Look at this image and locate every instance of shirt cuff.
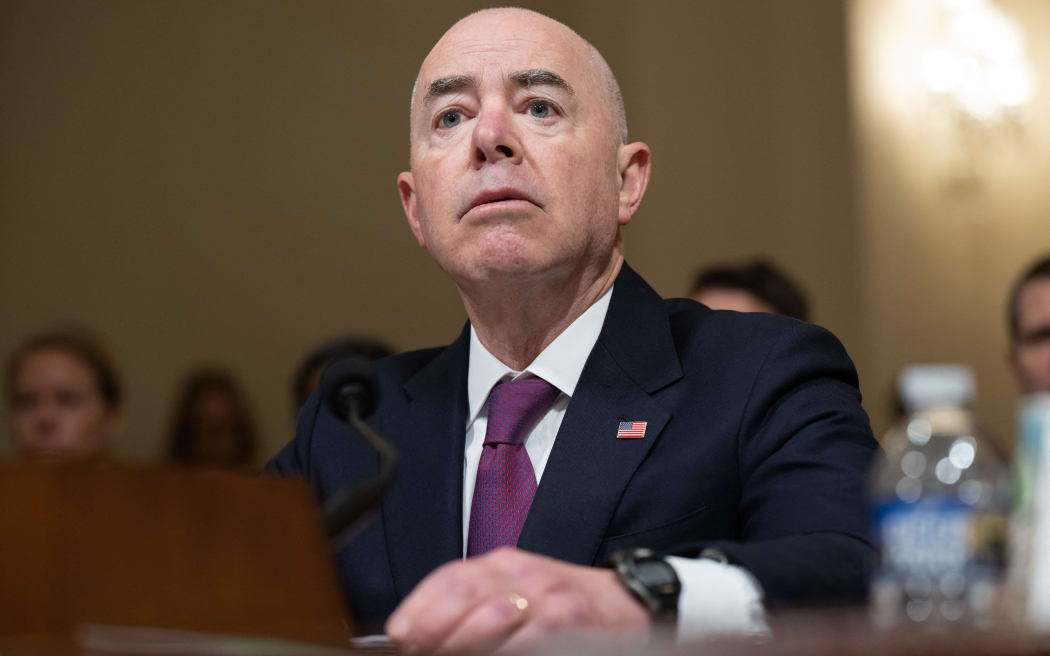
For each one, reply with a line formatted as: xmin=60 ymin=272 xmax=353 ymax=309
xmin=665 ymin=555 xmax=770 ymax=642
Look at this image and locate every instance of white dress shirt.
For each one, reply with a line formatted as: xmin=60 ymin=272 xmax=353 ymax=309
xmin=461 ymin=286 xmax=769 ymax=640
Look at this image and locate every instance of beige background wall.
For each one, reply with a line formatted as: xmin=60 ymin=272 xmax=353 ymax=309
xmin=1 ymin=0 xmax=1041 ymax=463
xmin=849 ymin=0 xmax=1050 ymax=444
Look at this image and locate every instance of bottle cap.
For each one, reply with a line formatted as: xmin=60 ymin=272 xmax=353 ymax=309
xmin=898 ymin=364 xmax=975 ymax=410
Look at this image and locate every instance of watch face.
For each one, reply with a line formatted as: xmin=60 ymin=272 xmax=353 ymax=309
xmin=635 ymin=560 xmax=680 ymax=597
xmin=611 ymin=550 xmax=680 ymax=619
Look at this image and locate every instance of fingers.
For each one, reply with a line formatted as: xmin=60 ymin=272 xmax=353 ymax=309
xmin=492 ymin=591 xmax=593 ymax=655
xmin=386 ymin=559 xmax=490 ymax=649
xmin=431 ymin=592 xmax=530 ymax=655
xmin=385 ymin=549 xmax=650 ymax=655
xmin=493 ymin=571 xmax=648 ymax=655
xmin=387 ymin=549 xmax=529 ymax=652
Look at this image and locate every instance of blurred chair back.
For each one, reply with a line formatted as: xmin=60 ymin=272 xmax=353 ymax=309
xmin=0 ymin=462 xmax=351 ymax=646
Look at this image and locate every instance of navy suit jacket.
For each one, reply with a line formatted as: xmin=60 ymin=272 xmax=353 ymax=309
xmin=268 ymin=264 xmax=878 ymax=631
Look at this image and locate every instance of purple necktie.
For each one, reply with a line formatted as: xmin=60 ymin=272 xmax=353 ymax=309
xmin=467 ymin=376 xmax=559 ymax=557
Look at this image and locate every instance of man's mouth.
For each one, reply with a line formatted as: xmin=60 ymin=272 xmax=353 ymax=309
xmin=463 ymin=188 xmax=539 ymax=217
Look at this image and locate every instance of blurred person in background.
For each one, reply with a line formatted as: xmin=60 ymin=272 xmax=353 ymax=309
xmin=291 ymin=337 xmax=393 ymax=414
xmin=168 ymin=368 xmax=258 ymax=468
xmin=1007 ymin=254 xmax=1050 ymax=394
xmin=691 ymin=259 xmax=809 ymax=321
xmin=5 ymin=330 xmax=123 ymax=460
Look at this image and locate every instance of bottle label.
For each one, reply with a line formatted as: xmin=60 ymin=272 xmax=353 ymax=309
xmin=873 ymin=497 xmax=1006 ymax=576
xmin=871 ymin=496 xmax=1007 ymax=626
xmin=1016 ymin=395 xmax=1050 ymax=631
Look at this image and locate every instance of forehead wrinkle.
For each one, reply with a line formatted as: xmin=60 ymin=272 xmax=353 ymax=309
xmin=444 ymin=30 xmax=553 ymax=55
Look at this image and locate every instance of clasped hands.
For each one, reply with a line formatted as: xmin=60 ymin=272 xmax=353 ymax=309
xmin=385 ymin=547 xmax=651 ymax=654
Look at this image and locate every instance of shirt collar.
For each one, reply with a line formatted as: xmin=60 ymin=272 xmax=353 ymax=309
xmin=466 ymin=285 xmax=614 ymax=426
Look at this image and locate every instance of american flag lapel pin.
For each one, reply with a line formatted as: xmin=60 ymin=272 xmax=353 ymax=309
xmin=616 ymin=421 xmax=647 ymax=439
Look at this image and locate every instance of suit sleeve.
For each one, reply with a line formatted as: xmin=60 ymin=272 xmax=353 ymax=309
xmin=703 ymin=321 xmax=879 ymax=607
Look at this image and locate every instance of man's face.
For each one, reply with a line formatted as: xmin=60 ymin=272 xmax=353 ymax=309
xmin=398 ymin=10 xmax=642 ymax=286
xmin=188 ymin=389 xmax=243 ymax=466
xmin=10 ymin=348 xmax=117 ymax=459
xmin=1011 ymin=277 xmax=1050 ymax=394
xmin=694 ymin=288 xmax=777 ymax=315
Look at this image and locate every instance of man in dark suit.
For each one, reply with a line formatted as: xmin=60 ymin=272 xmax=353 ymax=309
xmin=269 ymin=7 xmax=878 ymax=652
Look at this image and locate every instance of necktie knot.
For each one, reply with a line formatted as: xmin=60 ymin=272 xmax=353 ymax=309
xmin=483 ymin=376 xmax=559 ymax=446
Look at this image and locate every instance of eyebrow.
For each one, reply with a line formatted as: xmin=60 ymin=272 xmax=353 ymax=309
xmin=421 ymin=69 xmax=575 ymax=108
xmin=510 ymin=69 xmax=574 ymax=96
xmin=423 ymin=74 xmax=477 ymax=107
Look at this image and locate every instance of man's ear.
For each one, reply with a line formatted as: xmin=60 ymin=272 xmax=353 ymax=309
xmin=616 ymin=142 xmax=651 ymax=226
xmin=398 ymin=171 xmax=426 ymax=248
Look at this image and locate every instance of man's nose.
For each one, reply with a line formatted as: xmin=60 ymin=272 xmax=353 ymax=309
xmin=27 ymin=411 xmax=59 ymax=442
xmin=471 ymin=106 xmax=523 ymax=168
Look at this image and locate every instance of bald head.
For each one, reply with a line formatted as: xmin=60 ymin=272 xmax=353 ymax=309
xmin=409 ymin=8 xmax=627 ymax=147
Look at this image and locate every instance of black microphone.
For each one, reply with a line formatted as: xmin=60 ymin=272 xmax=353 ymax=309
xmin=319 ymin=357 xmax=398 ymax=545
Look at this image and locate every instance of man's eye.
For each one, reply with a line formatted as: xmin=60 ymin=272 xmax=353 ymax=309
xmin=1022 ymin=327 xmax=1050 ymax=347
xmin=528 ymin=101 xmax=551 ymax=118
xmin=439 ymin=111 xmax=462 ymax=128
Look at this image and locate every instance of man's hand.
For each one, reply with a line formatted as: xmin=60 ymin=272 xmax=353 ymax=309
xmin=385 ymin=548 xmax=651 ymax=654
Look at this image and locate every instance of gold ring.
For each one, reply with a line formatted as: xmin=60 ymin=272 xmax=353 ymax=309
xmin=508 ymin=592 xmax=529 ymax=613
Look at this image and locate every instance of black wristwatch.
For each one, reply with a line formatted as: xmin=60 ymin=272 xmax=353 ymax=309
xmin=604 ymin=548 xmax=681 ymax=625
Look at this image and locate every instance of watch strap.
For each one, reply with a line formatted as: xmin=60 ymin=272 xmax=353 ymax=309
xmin=604 ymin=548 xmax=681 ymax=624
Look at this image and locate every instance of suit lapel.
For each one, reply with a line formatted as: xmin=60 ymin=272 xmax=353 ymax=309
xmin=517 ymin=264 xmax=683 ymax=564
xmin=381 ymin=325 xmax=470 ymax=601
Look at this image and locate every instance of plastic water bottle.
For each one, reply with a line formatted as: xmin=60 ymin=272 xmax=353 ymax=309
xmin=1007 ymin=394 xmax=1050 ymax=634
xmin=870 ymin=364 xmax=1010 ymax=629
